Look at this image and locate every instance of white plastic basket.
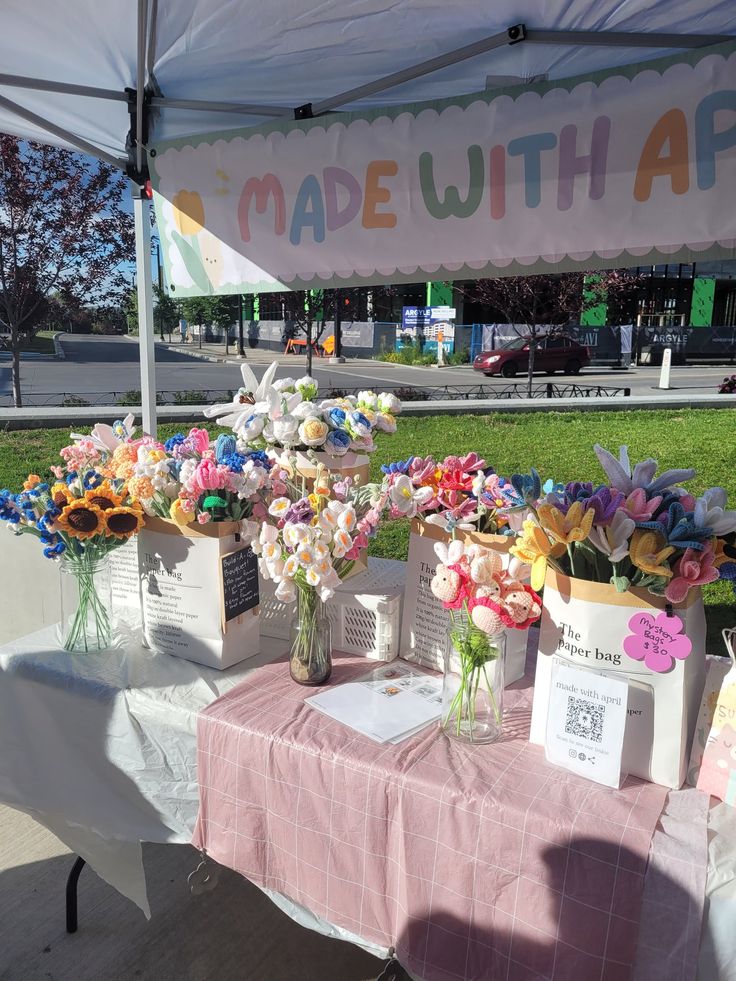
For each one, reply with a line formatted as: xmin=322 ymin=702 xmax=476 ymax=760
xmin=260 ymin=557 xmax=405 ymax=661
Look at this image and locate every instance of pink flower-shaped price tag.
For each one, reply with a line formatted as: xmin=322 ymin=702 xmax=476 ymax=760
xmin=623 ymin=611 xmax=692 ymax=673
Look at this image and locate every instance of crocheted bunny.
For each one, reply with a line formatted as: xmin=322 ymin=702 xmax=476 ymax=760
xmin=469 ymin=596 xmax=505 ymax=635
xmin=470 ymin=550 xmax=503 ymax=584
xmin=501 ymin=583 xmax=542 ymax=627
xmin=430 ymin=564 xmax=462 ymax=605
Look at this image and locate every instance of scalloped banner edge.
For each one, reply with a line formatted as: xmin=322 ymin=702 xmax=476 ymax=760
xmin=158 ymin=240 xmax=736 ymax=298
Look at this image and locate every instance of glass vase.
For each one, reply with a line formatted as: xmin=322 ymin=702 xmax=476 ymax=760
xmin=57 ymin=553 xmax=113 ymax=653
xmin=289 ymin=588 xmax=332 ymax=685
xmin=442 ymin=613 xmax=505 ymax=744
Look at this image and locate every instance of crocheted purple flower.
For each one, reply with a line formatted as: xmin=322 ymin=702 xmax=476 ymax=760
xmin=284 ymin=498 xmax=314 ymax=524
xmin=580 ymin=486 xmax=626 ymax=526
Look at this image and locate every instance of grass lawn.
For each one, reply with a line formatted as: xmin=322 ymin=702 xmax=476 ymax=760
xmin=22 ymin=330 xmax=57 ymax=355
xmin=1 ymin=408 xmax=734 ymax=649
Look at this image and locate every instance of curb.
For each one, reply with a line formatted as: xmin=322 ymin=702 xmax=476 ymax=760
xmin=1 ymin=394 xmax=734 ymax=431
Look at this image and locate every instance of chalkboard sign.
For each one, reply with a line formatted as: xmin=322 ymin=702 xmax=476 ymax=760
xmin=221 ymin=547 xmax=259 ymax=623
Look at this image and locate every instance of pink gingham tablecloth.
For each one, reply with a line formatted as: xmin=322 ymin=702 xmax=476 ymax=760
xmin=193 ymin=655 xmax=670 ymax=981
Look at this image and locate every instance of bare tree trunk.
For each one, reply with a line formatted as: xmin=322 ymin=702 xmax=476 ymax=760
xmin=526 ymin=327 xmax=536 ymax=398
xmin=526 ymin=295 xmax=539 ymax=398
xmin=306 ymin=319 xmax=313 ymax=377
xmin=11 ymin=337 xmax=22 ymax=407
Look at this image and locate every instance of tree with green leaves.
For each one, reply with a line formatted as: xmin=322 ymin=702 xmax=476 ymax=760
xmin=0 ymin=137 xmax=133 ymax=406
xmin=179 ymin=295 xmax=237 ymax=344
xmin=153 ymin=286 xmax=180 ymax=341
xmin=464 ymin=270 xmax=644 ymax=396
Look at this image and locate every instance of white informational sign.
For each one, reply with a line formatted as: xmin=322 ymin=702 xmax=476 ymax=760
xmin=140 ymin=524 xmax=261 ymax=670
xmin=108 ymin=537 xmax=142 ymax=618
xmin=141 ymin=531 xmax=225 ymax=657
xmin=619 ymin=323 xmax=633 ymax=359
xmin=150 ymin=43 xmax=736 ymax=295
xmin=306 ymin=662 xmax=442 ymax=744
xmin=545 ymin=661 xmax=629 ymax=788
xmin=659 ymin=347 xmax=672 ymax=388
xmin=423 ymin=320 xmax=455 ymax=341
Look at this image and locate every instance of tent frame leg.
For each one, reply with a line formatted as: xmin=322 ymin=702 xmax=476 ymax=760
xmin=133 ymin=184 xmax=158 ymax=437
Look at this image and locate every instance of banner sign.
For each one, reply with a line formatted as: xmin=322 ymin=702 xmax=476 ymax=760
xmin=478 ymin=323 xmax=736 ymax=363
xmin=399 ymin=306 xmax=455 ymax=355
xmin=150 ymin=43 xmax=736 ymax=297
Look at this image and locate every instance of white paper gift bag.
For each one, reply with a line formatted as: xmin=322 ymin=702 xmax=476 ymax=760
xmin=140 ymin=517 xmax=260 ymax=670
xmin=692 ymin=629 xmax=736 ymax=805
xmin=530 ymin=569 xmax=706 ymax=789
xmin=399 ymin=519 xmax=530 ymax=685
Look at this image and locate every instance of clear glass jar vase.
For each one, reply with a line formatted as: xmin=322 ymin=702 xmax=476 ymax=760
xmin=57 ymin=553 xmax=114 ymax=653
xmin=442 ymin=613 xmax=505 ymax=744
xmin=289 ymin=588 xmax=332 ymax=685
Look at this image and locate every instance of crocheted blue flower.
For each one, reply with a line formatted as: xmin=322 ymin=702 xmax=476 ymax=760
xmin=82 ymin=471 xmax=104 ymax=490
xmin=327 ymin=407 xmax=347 ymax=429
xmin=511 ymin=468 xmax=541 ymax=506
xmin=215 ymin=434 xmax=237 ymax=464
xmin=43 ymin=540 xmax=66 ymax=559
xmin=635 ymin=502 xmax=712 ymax=551
xmin=325 ymin=429 xmax=351 ymax=455
xmin=242 ymin=449 xmax=272 ymax=470
xmin=164 ymin=434 xmax=186 ymax=453
xmin=381 ymin=458 xmax=414 ymax=475
xmin=221 ymin=451 xmax=247 ymax=472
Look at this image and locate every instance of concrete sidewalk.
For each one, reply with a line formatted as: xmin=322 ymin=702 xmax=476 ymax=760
xmin=145 ymin=338 xmax=346 ymax=367
xmin=0 ymin=805 xmax=387 ymax=981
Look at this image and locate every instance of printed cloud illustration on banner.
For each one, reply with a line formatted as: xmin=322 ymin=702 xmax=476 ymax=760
xmin=149 ymin=42 xmax=736 ymax=296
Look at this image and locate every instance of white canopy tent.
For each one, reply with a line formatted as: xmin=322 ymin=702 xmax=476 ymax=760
xmin=1 ymin=1 xmax=735 ymax=434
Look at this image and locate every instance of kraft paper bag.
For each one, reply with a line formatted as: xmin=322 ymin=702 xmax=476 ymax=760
xmin=294 ymin=450 xmax=371 ymax=488
xmin=139 ymin=517 xmax=260 ymax=670
xmin=399 ymin=519 xmax=530 ymax=685
xmin=694 ymin=630 xmax=736 ymax=805
xmin=530 ymin=569 xmax=706 ymax=789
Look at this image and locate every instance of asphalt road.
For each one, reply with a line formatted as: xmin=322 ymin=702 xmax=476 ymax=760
xmin=1 ymin=334 xmax=733 ymax=406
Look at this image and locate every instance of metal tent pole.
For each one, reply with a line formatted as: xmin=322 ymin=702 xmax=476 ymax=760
xmin=133 ymin=184 xmax=157 ymax=437
xmin=0 ymin=93 xmax=127 ymax=169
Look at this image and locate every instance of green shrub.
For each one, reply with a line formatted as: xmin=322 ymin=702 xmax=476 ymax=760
xmin=173 ymin=390 xmax=209 ymax=405
xmin=61 ymin=395 xmax=90 ymax=407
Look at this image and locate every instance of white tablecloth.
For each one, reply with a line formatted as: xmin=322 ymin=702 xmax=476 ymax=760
xmin=0 ymin=621 xmax=734 ymax=978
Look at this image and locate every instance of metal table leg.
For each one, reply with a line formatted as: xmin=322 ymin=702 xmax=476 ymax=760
xmin=66 ymin=856 xmax=86 ymax=933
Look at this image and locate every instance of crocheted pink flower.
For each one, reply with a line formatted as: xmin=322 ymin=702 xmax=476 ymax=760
xmin=665 ymin=544 xmax=719 ymax=604
xmin=620 ymin=488 xmax=662 ymax=522
xmin=191 ymin=459 xmax=222 ymax=492
xmin=623 ymin=611 xmax=692 ymax=673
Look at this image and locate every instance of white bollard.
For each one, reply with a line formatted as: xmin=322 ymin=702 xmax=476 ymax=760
xmin=658 ymin=347 xmax=672 ymax=389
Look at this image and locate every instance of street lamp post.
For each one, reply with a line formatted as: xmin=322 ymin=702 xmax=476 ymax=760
xmin=238 ymin=294 xmax=246 ymax=357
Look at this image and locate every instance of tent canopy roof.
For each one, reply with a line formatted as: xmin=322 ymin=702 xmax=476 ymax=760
xmin=1 ymin=0 xmax=735 ymax=172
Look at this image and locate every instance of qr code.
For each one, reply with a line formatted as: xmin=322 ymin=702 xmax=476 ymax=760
xmin=565 ymin=696 xmax=604 ymax=743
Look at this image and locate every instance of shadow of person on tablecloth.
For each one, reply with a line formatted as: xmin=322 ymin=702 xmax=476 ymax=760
xmin=392 ymin=836 xmax=699 ymax=981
